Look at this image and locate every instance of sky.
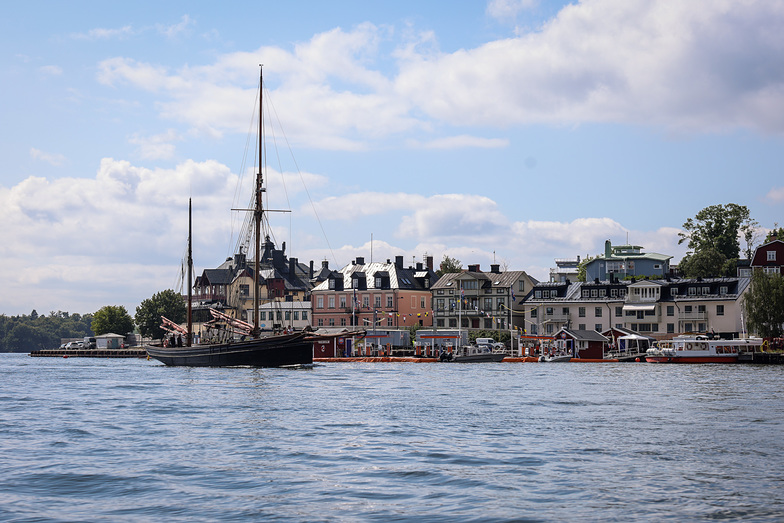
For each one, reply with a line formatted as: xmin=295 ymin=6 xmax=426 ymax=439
xmin=2 ymin=0 xmax=783 ymax=317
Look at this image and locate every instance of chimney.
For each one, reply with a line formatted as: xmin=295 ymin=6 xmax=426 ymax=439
xmin=309 ymin=260 xmax=314 ymax=279
xmin=426 ymin=255 xmax=434 ymax=271
xmin=490 ymin=264 xmax=500 ymax=273
xmin=416 ymin=262 xmax=423 ymax=270
xmin=321 ymin=260 xmax=329 ymax=269
xmin=468 ymin=264 xmax=480 ymax=272
xmin=605 ymin=240 xmax=612 ymax=258
xmin=577 ymin=255 xmax=581 ymax=263
xmin=355 ymin=257 xmax=365 ymax=265
xmin=395 ymin=256 xmax=404 ymax=269
xmin=289 ymin=257 xmax=297 ymax=277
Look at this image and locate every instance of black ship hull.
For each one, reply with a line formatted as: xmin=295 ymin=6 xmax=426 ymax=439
xmin=146 ymin=333 xmax=312 ymax=367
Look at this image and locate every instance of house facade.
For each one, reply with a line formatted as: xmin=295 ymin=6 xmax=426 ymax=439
xmin=750 ymin=239 xmax=784 ymax=275
xmin=431 ymin=264 xmax=538 ymax=335
xmin=310 ymin=256 xmax=438 ymax=329
xmin=585 ymin=241 xmax=671 ymax=281
xmin=523 ymin=276 xmax=751 ymax=340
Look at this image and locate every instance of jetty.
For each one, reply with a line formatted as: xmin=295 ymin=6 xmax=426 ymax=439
xmin=30 ymin=348 xmax=147 ymax=358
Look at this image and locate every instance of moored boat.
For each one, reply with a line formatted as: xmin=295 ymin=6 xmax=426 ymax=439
xmin=451 ymin=344 xmax=506 ymax=363
xmin=145 ymin=67 xmax=313 ymax=368
xmin=645 ymin=335 xmax=762 ymax=363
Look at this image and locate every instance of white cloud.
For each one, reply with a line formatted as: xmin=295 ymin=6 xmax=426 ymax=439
xmin=486 ymin=0 xmax=538 ymax=21
xmin=71 ymin=25 xmax=135 ymax=40
xmin=158 ymin=15 xmax=195 ymax=39
xmin=30 ymin=148 xmax=66 ymax=167
xmin=128 ymin=129 xmax=182 ymax=160
xmin=765 ymin=186 xmax=784 ymax=203
xmin=410 ymin=135 xmax=509 ymax=149
xmin=39 ymin=65 xmax=62 ymax=76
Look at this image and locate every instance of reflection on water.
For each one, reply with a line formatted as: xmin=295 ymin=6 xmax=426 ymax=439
xmin=1 ymin=355 xmax=783 ymax=521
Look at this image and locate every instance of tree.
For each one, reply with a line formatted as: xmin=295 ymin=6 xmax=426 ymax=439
xmin=679 ymin=248 xmax=729 ymax=278
xmin=135 ymin=289 xmax=186 ymax=340
xmin=743 ymin=269 xmax=784 ymax=339
xmin=678 ymin=204 xmax=752 ymax=261
xmin=436 ymin=255 xmax=462 ymax=277
xmin=92 ymin=305 xmax=134 ymax=335
xmin=764 ymin=224 xmax=784 ymax=244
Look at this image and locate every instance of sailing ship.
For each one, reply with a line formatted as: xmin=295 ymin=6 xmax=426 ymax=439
xmin=146 ymin=67 xmax=313 ymax=367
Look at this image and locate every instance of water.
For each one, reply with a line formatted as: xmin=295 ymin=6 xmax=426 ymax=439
xmin=2 ymin=354 xmax=784 ymax=522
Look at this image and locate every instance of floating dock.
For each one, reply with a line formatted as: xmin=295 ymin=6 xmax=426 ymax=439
xmin=30 ymin=348 xmax=148 ymax=358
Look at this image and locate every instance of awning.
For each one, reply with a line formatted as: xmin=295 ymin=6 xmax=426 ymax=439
xmin=622 ymin=304 xmax=657 ymax=312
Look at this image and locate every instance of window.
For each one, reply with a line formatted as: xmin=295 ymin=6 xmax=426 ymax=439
xmin=317 ymin=296 xmax=324 ymax=309
xmin=719 ymin=286 xmax=728 ymax=295
xmin=341 ymin=318 xmax=347 ymax=326
xmin=546 ymin=307 xmax=554 ymax=315
xmin=363 ymin=296 xmax=369 ymax=308
xmin=240 ymin=284 xmax=249 ymax=297
xmin=260 ymin=311 xmax=266 ymax=321
xmin=387 ymin=296 xmax=393 ymax=308
xmin=582 ymin=289 xmax=590 ymax=298
xmin=293 ymin=311 xmax=299 ymax=320
xmin=611 ymin=288 xmax=618 ymax=298
xmin=768 ymin=250 xmax=777 ymax=261
xmin=595 ymin=307 xmax=602 ymax=317
xmin=375 ymin=276 xmax=382 ymax=287
xmin=301 ymin=311 xmax=307 ymax=320
xmin=698 ymin=305 xmax=706 ymax=313
xmin=615 ymin=306 xmax=622 ymax=317
xmin=667 ymin=323 xmax=675 ymax=333
xmin=437 ymin=289 xmax=444 ymax=295
xmin=497 ymin=297 xmax=505 ymax=309
xmin=339 ymin=295 xmax=346 ymax=308
xmin=317 ymin=319 xmax=324 ymax=326
xmin=530 ymin=309 xmax=537 ymax=318
xmin=329 ymin=318 xmax=335 ymax=326
xmin=421 ymin=297 xmax=426 ymax=309
xmin=546 ymin=324 xmax=554 ymax=334
xmin=276 ymin=311 xmax=282 ymax=320
xmin=591 ymin=289 xmax=598 ymax=298
xmin=667 ymin=306 xmax=674 ymax=316
xmin=599 ymin=289 xmax=606 ymax=297
xmin=562 ymin=307 xmax=569 ymax=315
xmin=535 ymin=290 xmax=542 ymax=298
xmin=579 ymin=307 xmax=586 ymax=317
xmin=595 ymin=324 xmax=602 ymax=332
xmin=717 ymin=305 xmax=724 ymax=316
xmin=484 ymin=298 xmax=493 ymax=310
xmin=688 ymin=287 xmax=696 ymax=296
xmin=449 ymin=318 xmax=457 ymax=328
xmin=764 ymin=267 xmax=780 ymax=275
xmin=578 ymin=324 xmax=586 ymax=330
xmin=285 ymin=311 xmax=291 ymax=320
xmin=375 ymin=296 xmax=381 ymax=308
xmin=519 ymin=281 xmax=525 ymax=292
xmin=484 ymin=319 xmax=493 ymax=329
xmin=328 ymin=279 xmax=335 ymax=290
xmin=671 ymin=288 xmax=679 ymax=296
xmin=387 ymin=317 xmax=394 ymax=326
xmin=328 ymin=296 xmax=335 ymax=309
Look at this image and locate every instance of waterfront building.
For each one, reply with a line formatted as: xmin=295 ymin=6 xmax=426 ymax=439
xmin=549 ymin=256 xmax=580 ymax=283
xmin=431 ymin=264 xmax=538 ymax=336
xmin=523 ymin=276 xmax=751 ymax=340
xmin=584 ymin=240 xmax=671 ymax=281
xmin=310 ymin=256 xmax=438 ymax=329
xmin=750 ymin=238 xmax=784 ymax=275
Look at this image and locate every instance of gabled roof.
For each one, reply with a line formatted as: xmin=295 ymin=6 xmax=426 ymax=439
xmin=559 ymin=328 xmax=609 ymax=342
xmin=312 ymin=260 xmax=438 ymax=292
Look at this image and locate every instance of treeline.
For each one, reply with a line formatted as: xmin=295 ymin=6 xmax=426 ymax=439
xmin=0 ymin=310 xmax=94 ymax=353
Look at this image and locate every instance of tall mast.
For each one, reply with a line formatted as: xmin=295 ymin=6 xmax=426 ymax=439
xmin=187 ymin=197 xmax=193 ymax=346
xmin=252 ymin=65 xmax=264 ymax=337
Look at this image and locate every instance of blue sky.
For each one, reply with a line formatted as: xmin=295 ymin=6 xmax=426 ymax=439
xmin=2 ymin=0 xmax=783 ymax=316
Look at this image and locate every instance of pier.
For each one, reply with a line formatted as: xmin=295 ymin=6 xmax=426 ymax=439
xmin=30 ymin=348 xmax=148 ymax=358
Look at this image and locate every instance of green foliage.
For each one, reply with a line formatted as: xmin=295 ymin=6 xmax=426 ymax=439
xmin=678 ymin=204 xmax=752 ymax=261
xmin=764 ymin=225 xmax=784 ymax=244
xmin=135 ymin=289 xmax=186 ymax=340
xmin=679 ymin=248 xmax=732 ymax=278
xmin=436 ymin=255 xmax=462 ymax=277
xmin=92 ymin=305 xmax=134 ymax=336
xmin=468 ymin=330 xmax=510 ymax=345
xmin=0 ymin=311 xmax=94 ymax=353
xmin=743 ymin=270 xmax=784 ymax=338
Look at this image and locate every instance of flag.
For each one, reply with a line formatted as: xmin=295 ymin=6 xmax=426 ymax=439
xmin=511 ymin=285 xmax=516 ymax=302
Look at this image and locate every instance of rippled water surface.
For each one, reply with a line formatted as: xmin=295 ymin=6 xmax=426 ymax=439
xmin=2 ymin=354 xmax=784 ymax=521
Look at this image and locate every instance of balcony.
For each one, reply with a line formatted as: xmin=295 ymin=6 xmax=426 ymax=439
xmin=679 ymin=311 xmax=707 ymax=321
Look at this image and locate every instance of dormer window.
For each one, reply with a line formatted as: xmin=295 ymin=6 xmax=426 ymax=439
xmin=768 ymin=250 xmax=777 ymax=261
xmin=328 ymin=279 xmax=336 ymax=290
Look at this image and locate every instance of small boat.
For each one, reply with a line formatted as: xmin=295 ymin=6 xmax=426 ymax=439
xmin=538 ymin=352 xmax=572 ymax=362
xmin=146 ymin=67 xmax=313 ymax=368
xmin=645 ymin=335 xmax=762 ymax=363
xmin=451 ymin=344 xmax=506 ymax=363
